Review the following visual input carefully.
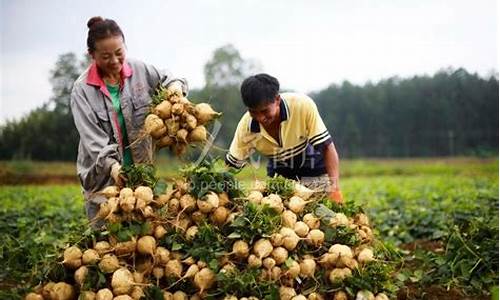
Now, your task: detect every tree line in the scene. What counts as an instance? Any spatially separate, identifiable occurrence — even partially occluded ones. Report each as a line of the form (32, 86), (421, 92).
(0, 45), (497, 161)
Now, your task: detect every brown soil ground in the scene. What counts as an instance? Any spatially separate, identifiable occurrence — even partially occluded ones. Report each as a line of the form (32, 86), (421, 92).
(0, 172), (78, 185)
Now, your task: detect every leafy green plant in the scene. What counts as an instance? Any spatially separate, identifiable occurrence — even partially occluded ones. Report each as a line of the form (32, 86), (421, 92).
(265, 175), (294, 198)
(227, 202), (281, 243)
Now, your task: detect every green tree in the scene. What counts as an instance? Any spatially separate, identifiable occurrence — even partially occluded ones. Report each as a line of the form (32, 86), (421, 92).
(0, 53), (88, 160)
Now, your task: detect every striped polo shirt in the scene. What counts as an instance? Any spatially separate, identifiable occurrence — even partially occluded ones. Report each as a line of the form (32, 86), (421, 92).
(226, 92), (332, 179)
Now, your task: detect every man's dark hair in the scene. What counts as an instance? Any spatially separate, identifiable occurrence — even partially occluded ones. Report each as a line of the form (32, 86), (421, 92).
(240, 74), (280, 108)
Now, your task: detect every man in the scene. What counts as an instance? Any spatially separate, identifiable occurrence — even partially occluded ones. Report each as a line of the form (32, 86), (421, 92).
(225, 73), (343, 203)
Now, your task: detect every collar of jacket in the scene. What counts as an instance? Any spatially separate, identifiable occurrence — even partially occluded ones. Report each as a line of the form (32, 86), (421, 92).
(250, 96), (289, 133)
(86, 61), (133, 97)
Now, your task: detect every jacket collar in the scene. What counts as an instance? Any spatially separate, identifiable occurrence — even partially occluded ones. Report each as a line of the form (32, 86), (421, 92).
(86, 61), (133, 97)
(250, 96), (289, 133)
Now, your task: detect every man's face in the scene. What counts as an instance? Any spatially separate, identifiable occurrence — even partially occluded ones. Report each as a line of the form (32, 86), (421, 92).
(248, 95), (280, 127)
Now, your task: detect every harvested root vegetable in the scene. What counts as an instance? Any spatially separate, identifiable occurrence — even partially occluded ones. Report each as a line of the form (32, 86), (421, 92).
(329, 213), (349, 227)
(49, 282), (75, 300)
(165, 118), (181, 136)
(333, 291), (348, 300)
(253, 238), (273, 259)
(134, 186), (153, 204)
(211, 206), (229, 225)
(261, 194), (284, 213)
(62, 246), (82, 269)
(281, 210), (297, 228)
(172, 291), (188, 300)
(145, 114), (166, 138)
(94, 241), (112, 256)
(247, 254), (262, 268)
(303, 213), (320, 229)
(96, 288), (113, 300)
(119, 196), (136, 213)
(188, 125), (208, 142)
(270, 266), (281, 281)
(176, 129), (189, 143)
(329, 268), (352, 283)
(284, 259), (300, 278)
(374, 293), (389, 300)
(74, 265), (88, 287)
(247, 191), (263, 204)
(263, 257), (276, 270)
(111, 268), (134, 295)
(130, 286), (145, 300)
(42, 282), (55, 299)
(288, 196), (311, 214)
(218, 192), (230, 207)
(292, 296), (307, 300)
(194, 103), (221, 124)
(101, 185), (120, 198)
(356, 290), (375, 300)
(154, 225), (168, 240)
(153, 266), (164, 282)
(197, 192), (219, 213)
(232, 240), (249, 258)
(193, 267), (216, 293)
(25, 293), (43, 300)
(299, 258), (316, 278)
(82, 248), (100, 265)
(280, 227), (300, 251)
(308, 293), (324, 300)
(171, 103), (185, 115)
(99, 254), (120, 273)
(114, 296), (133, 300)
(119, 187), (134, 199)
(279, 286), (296, 300)
(180, 194), (196, 212)
(271, 247), (288, 265)
(137, 236), (156, 256)
(306, 229), (325, 247)
(329, 244), (353, 260)
(114, 238), (137, 256)
(182, 264), (200, 279)
(270, 233), (284, 247)
(154, 100), (172, 119)
(183, 113), (198, 130)
(294, 182), (314, 200)
(357, 248), (374, 264)
(156, 247), (170, 265)
(165, 259), (183, 278)
(294, 221), (310, 237)
(157, 135), (175, 148)
(79, 291), (96, 300)
(185, 225), (199, 240)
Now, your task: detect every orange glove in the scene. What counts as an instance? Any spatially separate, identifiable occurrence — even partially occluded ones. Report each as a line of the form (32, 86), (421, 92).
(330, 190), (343, 204)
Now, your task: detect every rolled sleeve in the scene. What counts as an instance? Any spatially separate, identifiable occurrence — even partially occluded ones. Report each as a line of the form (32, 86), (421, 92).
(225, 116), (259, 169)
(71, 85), (120, 193)
(305, 97), (332, 147)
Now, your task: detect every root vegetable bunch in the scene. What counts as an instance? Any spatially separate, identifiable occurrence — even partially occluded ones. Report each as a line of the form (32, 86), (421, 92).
(26, 160), (394, 300)
(145, 85), (221, 156)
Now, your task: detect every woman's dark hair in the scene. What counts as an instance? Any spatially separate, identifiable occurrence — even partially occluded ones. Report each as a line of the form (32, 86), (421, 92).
(240, 73), (280, 108)
(86, 16), (125, 53)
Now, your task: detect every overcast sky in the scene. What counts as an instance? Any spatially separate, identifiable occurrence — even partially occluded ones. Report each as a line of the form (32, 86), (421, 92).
(0, 0), (497, 124)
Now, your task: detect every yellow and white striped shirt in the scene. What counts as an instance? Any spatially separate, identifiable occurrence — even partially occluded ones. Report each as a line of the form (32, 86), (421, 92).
(226, 92), (332, 178)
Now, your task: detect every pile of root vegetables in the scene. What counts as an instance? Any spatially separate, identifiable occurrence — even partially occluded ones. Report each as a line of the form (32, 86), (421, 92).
(144, 84), (221, 156)
(25, 161), (395, 300)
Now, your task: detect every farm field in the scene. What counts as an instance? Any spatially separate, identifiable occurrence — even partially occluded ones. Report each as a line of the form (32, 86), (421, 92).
(0, 157), (497, 299)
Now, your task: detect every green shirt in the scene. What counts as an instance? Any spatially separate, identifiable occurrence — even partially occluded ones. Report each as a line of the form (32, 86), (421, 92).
(106, 83), (133, 167)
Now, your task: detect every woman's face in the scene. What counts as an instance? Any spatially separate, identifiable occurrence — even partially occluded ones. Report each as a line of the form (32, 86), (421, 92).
(91, 36), (126, 77)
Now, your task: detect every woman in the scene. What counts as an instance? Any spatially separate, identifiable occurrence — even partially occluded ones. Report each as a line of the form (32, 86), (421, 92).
(71, 16), (188, 222)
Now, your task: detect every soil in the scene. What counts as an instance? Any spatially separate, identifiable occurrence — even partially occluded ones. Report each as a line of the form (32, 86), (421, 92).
(0, 172), (78, 185)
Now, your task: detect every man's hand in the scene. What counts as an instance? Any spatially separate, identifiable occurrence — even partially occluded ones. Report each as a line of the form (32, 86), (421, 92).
(110, 162), (124, 187)
(330, 189), (343, 204)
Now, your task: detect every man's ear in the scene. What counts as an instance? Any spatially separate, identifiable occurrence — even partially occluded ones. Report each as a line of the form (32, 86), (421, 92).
(274, 95), (280, 103)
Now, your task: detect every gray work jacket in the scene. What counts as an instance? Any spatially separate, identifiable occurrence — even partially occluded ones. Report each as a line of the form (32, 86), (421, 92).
(70, 58), (187, 213)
